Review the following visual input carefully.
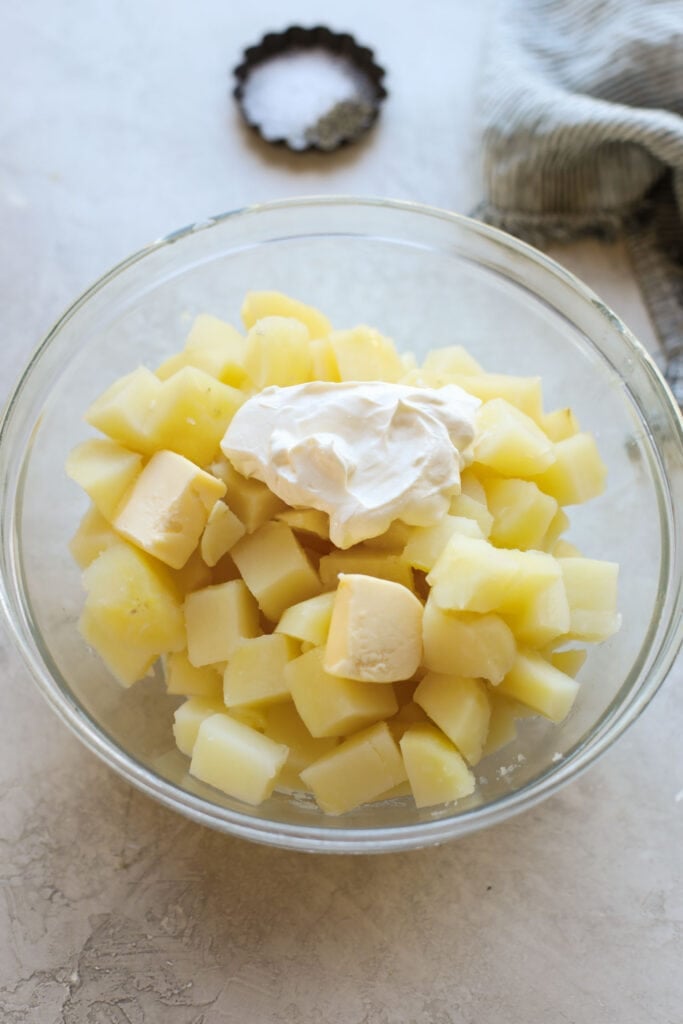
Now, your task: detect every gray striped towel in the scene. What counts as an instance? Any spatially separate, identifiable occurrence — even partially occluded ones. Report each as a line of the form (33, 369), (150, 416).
(475, 0), (683, 406)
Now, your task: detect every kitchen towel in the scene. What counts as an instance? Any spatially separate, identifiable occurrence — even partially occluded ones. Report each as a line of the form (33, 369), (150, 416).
(476, 0), (683, 405)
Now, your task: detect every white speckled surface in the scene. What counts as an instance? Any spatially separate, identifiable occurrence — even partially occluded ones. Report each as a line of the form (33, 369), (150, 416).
(1, 3), (681, 1022)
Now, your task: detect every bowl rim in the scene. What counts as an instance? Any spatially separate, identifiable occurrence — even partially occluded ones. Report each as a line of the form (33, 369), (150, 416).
(1, 194), (682, 853)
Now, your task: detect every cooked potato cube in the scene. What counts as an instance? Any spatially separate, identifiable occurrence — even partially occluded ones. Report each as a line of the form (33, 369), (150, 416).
(319, 549), (414, 590)
(275, 591), (336, 647)
(448, 494), (494, 537)
(509, 576), (571, 648)
(264, 702), (338, 789)
(428, 535), (561, 615)
(329, 326), (404, 383)
(400, 724), (475, 808)
(361, 520), (413, 552)
(285, 647), (397, 738)
(324, 575), (424, 683)
(165, 652), (223, 698)
(114, 450), (226, 569)
(211, 458), (286, 532)
(85, 366), (163, 454)
(451, 373), (543, 421)
(542, 507), (571, 552)
(414, 673), (491, 765)
(241, 290), (332, 339)
(223, 634), (299, 708)
(422, 345), (483, 376)
(151, 367), (243, 466)
(310, 337), (341, 381)
(156, 314), (249, 387)
(473, 399), (556, 477)
(481, 693), (520, 757)
(185, 579), (260, 667)
(169, 549), (213, 594)
(200, 501), (245, 567)
(80, 541), (185, 685)
(66, 439), (142, 522)
(549, 648), (587, 677)
(559, 557), (620, 640)
(496, 649), (579, 723)
(276, 508), (330, 541)
(173, 697), (226, 756)
(541, 407), (580, 442)
(422, 599), (516, 683)
(231, 522), (322, 621)
(484, 477), (558, 550)
(402, 515), (484, 572)
(244, 316), (313, 388)
(535, 433), (607, 505)
(190, 713), (289, 805)
(300, 721), (406, 814)
(459, 469), (488, 505)
(69, 505), (119, 568)
(387, 701), (430, 742)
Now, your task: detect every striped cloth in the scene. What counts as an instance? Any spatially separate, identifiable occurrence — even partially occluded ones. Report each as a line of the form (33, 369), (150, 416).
(475, 0), (683, 406)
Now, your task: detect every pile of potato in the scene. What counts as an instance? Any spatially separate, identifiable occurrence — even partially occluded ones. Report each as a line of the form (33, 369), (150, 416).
(66, 291), (619, 815)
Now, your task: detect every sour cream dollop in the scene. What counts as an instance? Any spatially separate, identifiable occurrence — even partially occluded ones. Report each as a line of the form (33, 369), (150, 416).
(221, 381), (480, 549)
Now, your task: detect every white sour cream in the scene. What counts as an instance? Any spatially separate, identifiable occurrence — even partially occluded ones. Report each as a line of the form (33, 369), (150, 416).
(221, 381), (480, 549)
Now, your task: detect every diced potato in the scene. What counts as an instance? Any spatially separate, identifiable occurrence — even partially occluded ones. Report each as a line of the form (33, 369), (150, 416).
(231, 522), (322, 621)
(211, 553), (242, 584)
(276, 508), (330, 541)
(156, 314), (249, 388)
(223, 634), (299, 708)
(422, 345), (483, 376)
(210, 458), (286, 532)
(508, 576), (571, 648)
(450, 373), (543, 421)
(459, 469), (488, 505)
(324, 575), (424, 683)
(329, 326), (404, 383)
(387, 701), (430, 742)
(448, 494), (494, 537)
(473, 399), (556, 477)
(319, 548), (414, 591)
(496, 649), (579, 723)
(535, 433), (607, 505)
(264, 702), (338, 789)
(549, 648), (587, 677)
(402, 515), (484, 572)
(361, 520), (413, 552)
(552, 539), (583, 558)
(85, 367), (163, 454)
(422, 599), (516, 684)
(114, 450), (226, 569)
(241, 290), (332, 339)
(541, 407), (580, 442)
(300, 721), (407, 815)
(309, 337), (341, 382)
(542, 507), (571, 552)
(559, 557), (620, 641)
(190, 713), (289, 805)
(285, 647), (397, 738)
(66, 439), (142, 522)
(169, 548), (213, 594)
(150, 367), (243, 466)
(228, 705), (268, 731)
(165, 651), (223, 698)
(173, 697), (226, 756)
(244, 316), (313, 388)
(414, 673), (491, 765)
(484, 477), (558, 551)
(185, 579), (260, 667)
(481, 692), (521, 757)
(69, 505), (119, 568)
(400, 724), (475, 808)
(275, 591), (336, 647)
(80, 541), (185, 685)
(428, 535), (561, 615)
(200, 501), (245, 567)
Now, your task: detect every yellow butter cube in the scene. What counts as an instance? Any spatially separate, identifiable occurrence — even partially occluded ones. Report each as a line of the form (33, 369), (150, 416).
(200, 501), (246, 567)
(173, 697), (226, 756)
(473, 399), (556, 477)
(245, 316), (313, 388)
(114, 450), (226, 569)
(559, 557), (620, 641)
(231, 521), (322, 621)
(496, 649), (579, 723)
(223, 634), (299, 708)
(422, 600), (516, 684)
(414, 673), (491, 766)
(156, 314), (249, 388)
(535, 433), (607, 505)
(400, 724), (475, 808)
(85, 366), (163, 454)
(484, 477), (558, 551)
(185, 579), (260, 667)
(285, 647), (397, 738)
(329, 326), (404, 383)
(241, 290), (332, 339)
(325, 575), (424, 683)
(165, 651), (223, 698)
(275, 591), (336, 647)
(66, 438), (142, 521)
(69, 505), (119, 568)
(190, 713), (288, 805)
(300, 721), (407, 815)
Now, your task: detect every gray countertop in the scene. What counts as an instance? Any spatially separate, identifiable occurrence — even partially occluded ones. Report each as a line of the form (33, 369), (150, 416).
(2, 3), (681, 1022)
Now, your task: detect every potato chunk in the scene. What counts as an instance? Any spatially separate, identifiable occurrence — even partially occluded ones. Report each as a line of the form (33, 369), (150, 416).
(300, 721), (407, 814)
(422, 599), (516, 684)
(509, 576), (571, 648)
(165, 651), (223, 698)
(211, 458), (286, 533)
(484, 477), (558, 551)
(190, 713), (288, 805)
(151, 367), (243, 466)
(400, 724), (475, 808)
(231, 521), (322, 621)
(69, 505), (119, 568)
(319, 549), (414, 590)
(414, 673), (491, 765)
(173, 697), (226, 756)
(85, 366), (163, 454)
(473, 399), (555, 477)
(244, 316), (313, 388)
(324, 575), (424, 683)
(535, 433), (607, 505)
(559, 557), (620, 640)
(241, 290), (332, 339)
(263, 702), (338, 790)
(66, 439), (142, 521)
(185, 580), (260, 667)
(402, 515), (484, 572)
(329, 326), (404, 383)
(200, 501), (245, 567)
(156, 314), (249, 388)
(496, 649), (579, 723)
(285, 647), (397, 738)
(114, 450), (226, 569)
(275, 592), (336, 647)
(223, 634), (299, 708)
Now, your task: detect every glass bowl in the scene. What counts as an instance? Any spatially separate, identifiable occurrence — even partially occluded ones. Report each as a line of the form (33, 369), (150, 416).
(1, 197), (681, 853)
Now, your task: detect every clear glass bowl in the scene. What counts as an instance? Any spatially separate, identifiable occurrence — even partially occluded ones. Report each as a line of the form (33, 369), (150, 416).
(1, 197), (681, 853)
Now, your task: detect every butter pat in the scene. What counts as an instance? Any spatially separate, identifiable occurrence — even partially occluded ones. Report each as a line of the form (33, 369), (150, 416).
(114, 450), (226, 569)
(324, 574), (424, 683)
